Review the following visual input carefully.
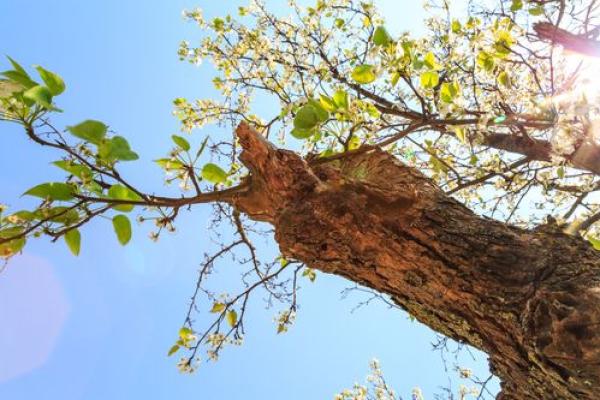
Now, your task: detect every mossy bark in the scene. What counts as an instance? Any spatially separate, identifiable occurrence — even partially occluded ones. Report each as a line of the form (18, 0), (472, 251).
(232, 122), (600, 399)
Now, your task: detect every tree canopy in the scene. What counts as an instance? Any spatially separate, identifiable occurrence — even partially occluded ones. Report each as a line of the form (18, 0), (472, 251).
(2, 0), (600, 398)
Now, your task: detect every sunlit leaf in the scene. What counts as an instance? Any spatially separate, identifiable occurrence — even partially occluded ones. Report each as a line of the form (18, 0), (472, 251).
(226, 309), (238, 327)
(351, 65), (377, 84)
(107, 184), (142, 212)
(201, 163), (228, 184)
(67, 120), (107, 145)
(420, 71), (439, 89)
(372, 26), (392, 46)
(35, 66), (65, 96)
(64, 229), (81, 256)
(112, 214), (132, 245)
(24, 182), (74, 201)
(172, 135), (191, 151)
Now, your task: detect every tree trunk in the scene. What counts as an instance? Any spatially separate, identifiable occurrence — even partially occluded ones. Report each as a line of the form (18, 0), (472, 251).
(231, 122), (600, 399)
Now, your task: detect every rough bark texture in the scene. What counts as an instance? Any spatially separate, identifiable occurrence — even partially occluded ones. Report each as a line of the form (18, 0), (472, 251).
(231, 122), (600, 399)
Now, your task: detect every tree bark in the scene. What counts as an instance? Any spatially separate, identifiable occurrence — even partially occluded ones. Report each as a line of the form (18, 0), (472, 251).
(231, 122), (600, 399)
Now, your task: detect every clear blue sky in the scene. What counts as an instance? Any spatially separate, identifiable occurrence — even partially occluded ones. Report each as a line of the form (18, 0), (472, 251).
(0, 1), (498, 399)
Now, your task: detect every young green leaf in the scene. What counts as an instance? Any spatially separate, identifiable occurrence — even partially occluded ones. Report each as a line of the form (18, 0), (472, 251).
(497, 71), (510, 87)
(294, 104), (320, 130)
(64, 229), (81, 256)
(167, 345), (180, 357)
(420, 71), (439, 89)
(307, 99), (329, 123)
(290, 127), (316, 140)
(53, 161), (93, 182)
(210, 302), (226, 313)
(332, 90), (349, 109)
(196, 136), (209, 158)
(107, 184), (142, 212)
(351, 64), (377, 84)
(6, 56), (28, 76)
(112, 214), (132, 246)
(35, 66), (65, 96)
(226, 309), (238, 327)
(67, 120), (108, 145)
(440, 81), (460, 103)
(99, 136), (139, 161)
(172, 135), (191, 151)
(0, 227), (26, 258)
(24, 182), (74, 201)
(23, 85), (53, 109)
(201, 163), (228, 184)
(423, 52), (439, 70)
(372, 26), (392, 46)
(179, 327), (194, 340)
(319, 95), (337, 112)
(588, 236), (600, 250)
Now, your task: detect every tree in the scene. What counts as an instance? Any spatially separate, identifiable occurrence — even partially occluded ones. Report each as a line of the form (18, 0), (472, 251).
(2, 0), (600, 398)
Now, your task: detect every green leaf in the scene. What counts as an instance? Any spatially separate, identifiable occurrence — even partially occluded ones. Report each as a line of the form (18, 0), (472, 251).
(510, 0), (523, 12)
(477, 52), (495, 72)
(557, 166), (565, 179)
(179, 327), (194, 341)
(67, 120), (107, 145)
(589, 237), (600, 250)
(112, 214), (132, 246)
(0, 229), (25, 259)
(167, 345), (180, 357)
(64, 229), (81, 256)
(423, 52), (439, 70)
(440, 81), (460, 103)
(290, 127), (316, 140)
(351, 64), (377, 84)
(451, 19), (462, 33)
(35, 207), (80, 225)
(210, 302), (226, 313)
(99, 136), (139, 161)
(372, 26), (392, 46)
(307, 99), (329, 123)
(107, 184), (142, 212)
(226, 309), (238, 327)
(2, 57), (38, 89)
(420, 71), (439, 89)
(391, 72), (401, 87)
(24, 182), (74, 201)
(7, 56), (27, 76)
(23, 85), (53, 109)
(334, 18), (345, 28)
(302, 268), (317, 282)
(454, 127), (467, 144)
(1, 70), (37, 89)
(155, 158), (185, 171)
(172, 135), (190, 151)
(4, 210), (36, 223)
(196, 136), (209, 159)
(529, 5), (544, 16)
(294, 104), (320, 130)
(35, 66), (65, 96)
(333, 90), (349, 109)
(53, 161), (93, 182)
(497, 71), (510, 87)
(319, 95), (337, 112)
(201, 163), (228, 184)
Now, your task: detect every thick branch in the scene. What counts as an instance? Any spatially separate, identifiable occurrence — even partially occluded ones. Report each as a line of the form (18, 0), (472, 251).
(232, 122), (600, 400)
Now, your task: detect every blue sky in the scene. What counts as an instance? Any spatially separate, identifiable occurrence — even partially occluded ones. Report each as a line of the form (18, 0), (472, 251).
(0, 1), (498, 399)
